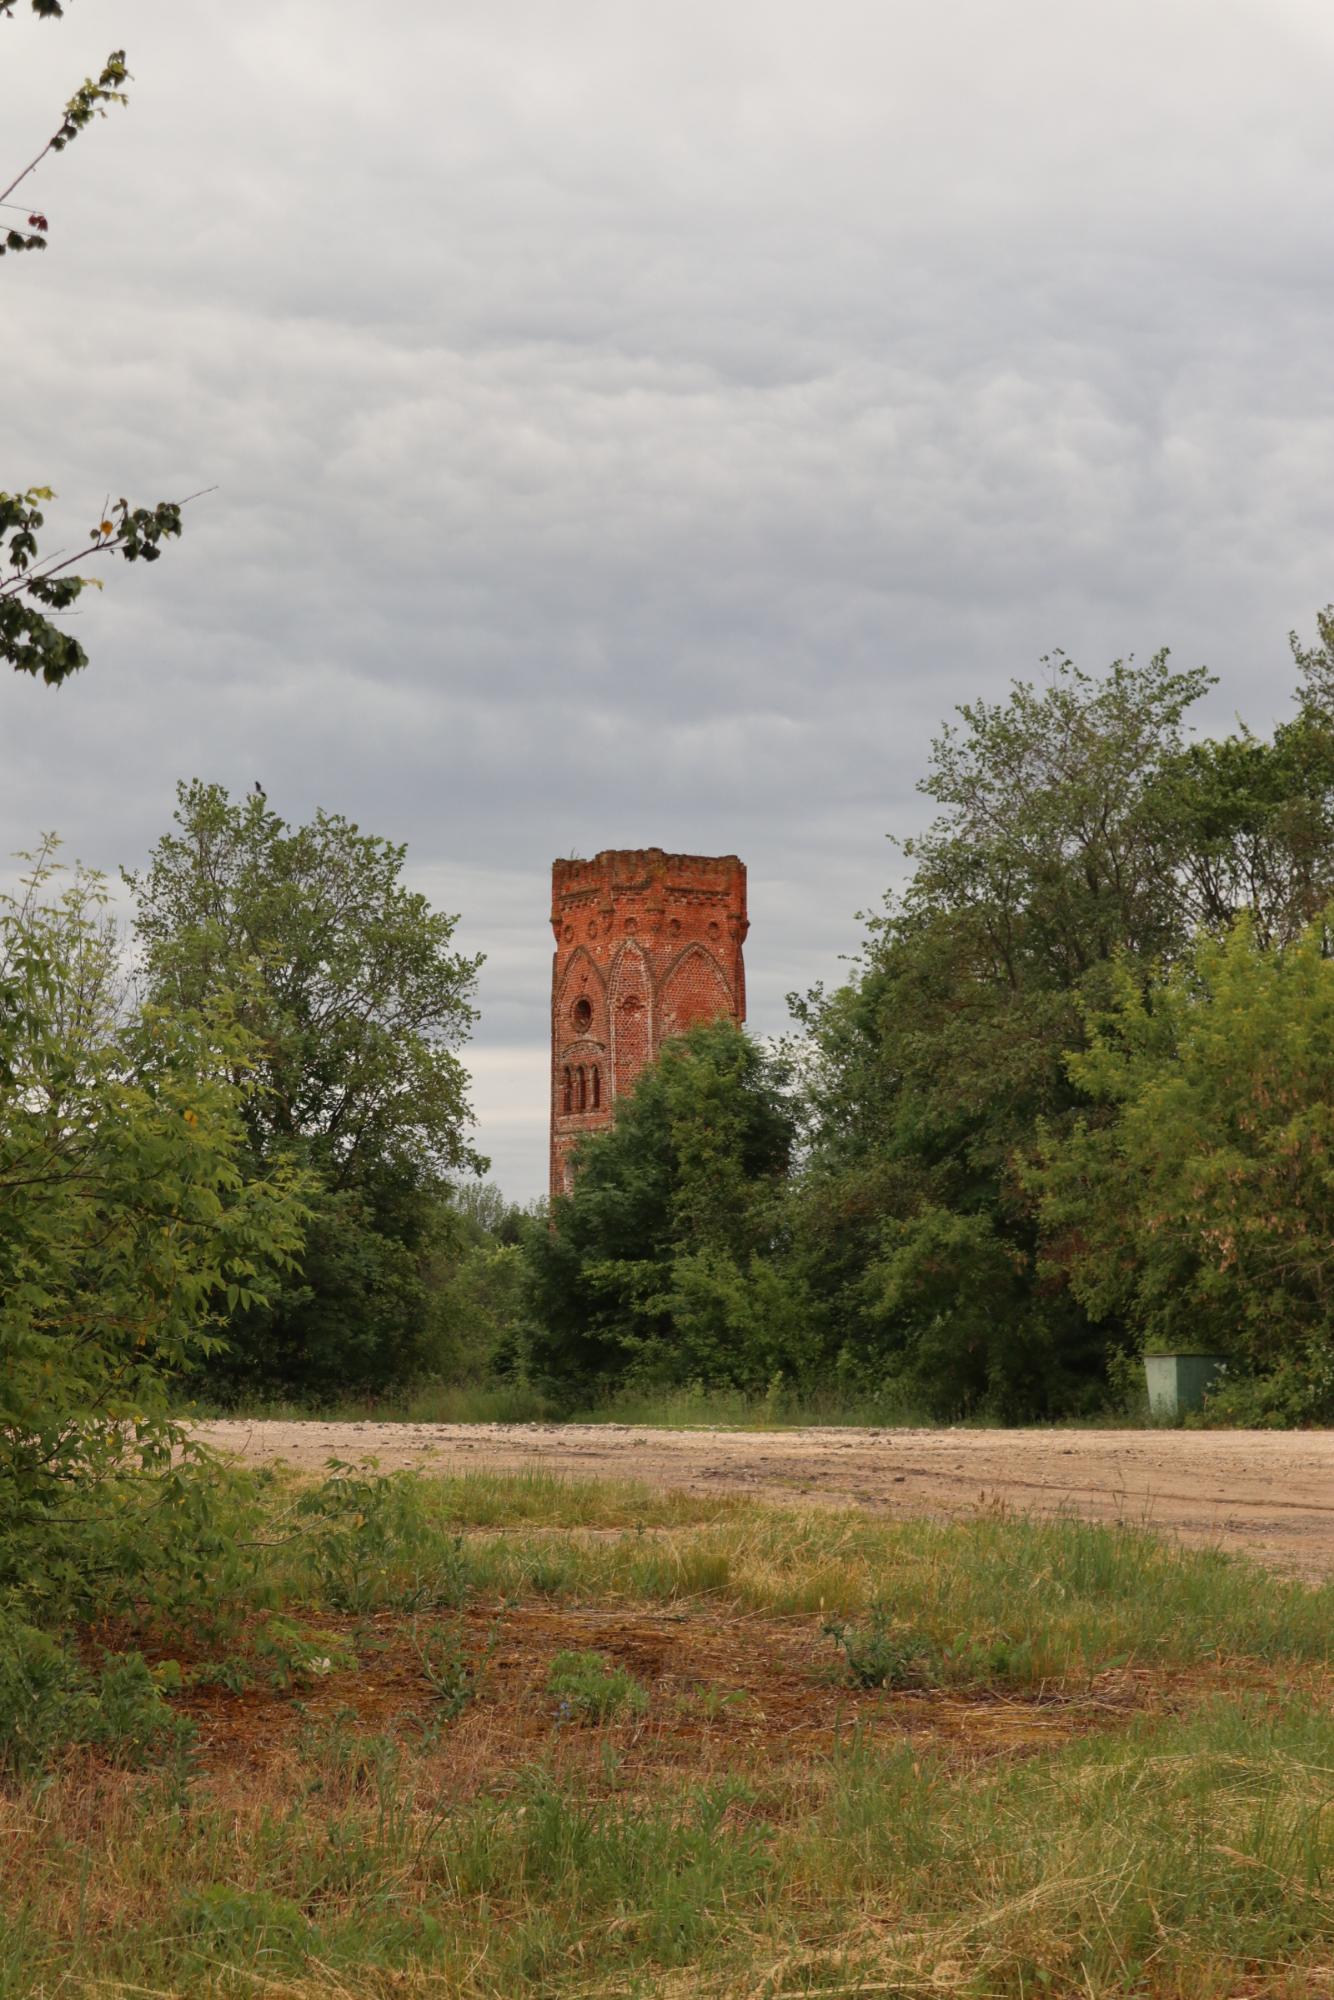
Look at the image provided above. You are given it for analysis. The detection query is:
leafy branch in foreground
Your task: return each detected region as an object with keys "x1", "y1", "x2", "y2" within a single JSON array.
[
  {"x1": 0, "y1": 45, "x2": 129, "y2": 252},
  {"x1": 1, "y1": 487, "x2": 183, "y2": 682},
  {"x1": 3, "y1": 8, "x2": 187, "y2": 681}
]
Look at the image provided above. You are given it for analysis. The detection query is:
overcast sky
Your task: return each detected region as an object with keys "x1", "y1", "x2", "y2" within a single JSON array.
[{"x1": 4, "y1": 0, "x2": 1334, "y2": 1199}]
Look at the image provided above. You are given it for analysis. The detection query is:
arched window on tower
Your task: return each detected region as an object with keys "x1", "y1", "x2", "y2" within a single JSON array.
[
  {"x1": 562, "y1": 1067, "x2": 572, "y2": 1115},
  {"x1": 591, "y1": 1065, "x2": 601, "y2": 1110},
  {"x1": 577, "y1": 1066, "x2": 587, "y2": 1111}
]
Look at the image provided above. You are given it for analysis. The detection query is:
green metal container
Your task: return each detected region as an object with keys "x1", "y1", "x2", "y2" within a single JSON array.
[{"x1": 1143, "y1": 1353, "x2": 1226, "y2": 1420}]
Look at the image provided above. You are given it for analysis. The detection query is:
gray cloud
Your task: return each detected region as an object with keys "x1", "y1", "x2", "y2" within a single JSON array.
[{"x1": 4, "y1": 0, "x2": 1334, "y2": 1195}]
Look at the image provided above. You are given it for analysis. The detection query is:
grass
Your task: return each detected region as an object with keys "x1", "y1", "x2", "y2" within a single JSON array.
[
  {"x1": 573, "y1": 1379, "x2": 943, "y2": 1429},
  {"x1": 180, "y1": 1377, "x2": 1154, "y2": 1429},
  {"x1": 179, "y1": 1382, "x2": 920, "y2": 1428},
  {"x1": 180, "y1": 1379, "x2": 560, "y2": 1425},
  {"x1": 6, "y1": 1466, "x2": 1334, "y2": 1996},
  {"x1": 250, "y1": 1467, "x2": 1334, "y2": 1681}
]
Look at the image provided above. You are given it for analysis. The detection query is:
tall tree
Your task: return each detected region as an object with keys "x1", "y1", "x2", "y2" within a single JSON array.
[
  {"x1": 791, "y1": 649, "x2": 1217, "y2": 1417},
  {"x1": 792, "y1": 624, "x2": 1334, "y2": 1417},
  {"x1": 526, "y1": 1021, "x2": 806, "y2": 1397},
  {"x1": 128, "y1": 782, "x2": 484, "y2": 1391}
]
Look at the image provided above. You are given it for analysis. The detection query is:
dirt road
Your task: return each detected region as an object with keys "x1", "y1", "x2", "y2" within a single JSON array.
[{"x1": 194, "y1": 1421, "x2": 1334, "y2": 1579}]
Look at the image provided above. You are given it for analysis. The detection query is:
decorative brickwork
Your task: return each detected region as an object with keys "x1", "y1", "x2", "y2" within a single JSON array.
[{"x1": 549, "y1": 848, "x2": 748, "y2": 1201}]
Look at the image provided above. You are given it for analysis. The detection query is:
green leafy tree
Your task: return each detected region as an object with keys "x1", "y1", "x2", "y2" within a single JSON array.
[
  {"x1": 127, "y1": 782, "x2": 484, "y2": 1393},
  {"x1": 0, "y1": 841, "x2": 310, "y2": 1617},
  {"x1": 1030, "y1": 912, "x2": 1334, "y2": 1421},
  {"x1": 3, "y1": 4, "x2": 182, "y2": 681},
  {"x1": 526, "y1": 1021, "x2": 807, "y2": 1397},
  {"x1": 790, "y1": 649, "x2": 1218, "y2": 1417}
]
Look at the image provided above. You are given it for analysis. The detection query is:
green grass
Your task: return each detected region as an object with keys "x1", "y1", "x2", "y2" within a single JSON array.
[
  {"x1": 180, "y1": 1378, "x2": 561, "y2": 1425},
  {"x1": 178, "y1": 1379, "x2": 929, "y2": 1428},
  {"x1": 239, "y1": 1468, "x2": 1334, "y2": 1684},
  {"x1": 573, "y1": 1379, "x2": 943, "y2": 1429},
  {"x1": 546, "y1": 1648, "x2": 650, "y2": 1721},
  {"x1": 7, "y1": 1466, "x2": 1334, "y2": 1996},
  {"x1": 179, "y1": 1377, "x2": 1151, "y2": 1430}
]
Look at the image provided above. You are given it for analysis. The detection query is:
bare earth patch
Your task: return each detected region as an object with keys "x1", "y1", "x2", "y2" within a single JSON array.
[
  {"x1": 178, "y1": 1601, "x2": 1191, "y2": 1805},
  {"x1": 193, "y1": 1420, "x2": 1334, "y2": 1577}
]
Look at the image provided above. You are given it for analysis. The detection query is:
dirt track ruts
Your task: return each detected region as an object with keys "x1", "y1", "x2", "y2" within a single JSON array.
[{"x1": 193, "y1": 1421, "x2": 1334, "y2": 1579}]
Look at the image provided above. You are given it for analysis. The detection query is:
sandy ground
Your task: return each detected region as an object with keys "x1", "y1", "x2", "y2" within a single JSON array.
[{"x1": 193, "y1": 1420, "x2": 1334, "y2": 1579}]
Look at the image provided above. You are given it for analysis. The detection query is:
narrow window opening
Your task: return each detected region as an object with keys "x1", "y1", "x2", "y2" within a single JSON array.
[
  {"x1": 562, "y1": 1066, "x2": 572, "y2": 1114},
  {"x1": 577, "y1": 1065, "x2": 587, "y2": 1111},
  {"x1": 592, "y1": 1065, "x2": 601, "y2": 1109}
]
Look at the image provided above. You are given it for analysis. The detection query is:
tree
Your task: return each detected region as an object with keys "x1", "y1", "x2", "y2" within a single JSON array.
[
  {"x1": 789, "y1": 649, "x2": 1218, "y2": 1417},
  {"x1": 0, "y1": 841, "x2": 309, "y2": 1615},
  {"x1": 1029, "y1": 912, "x2": 1334, "y2": 1422},
  {"x1": 526, "y1": 1021, "x2": 807, "y2": 1397},
  {"x1": 127, "y1": 782, "x2": 484, "y2": 1392},
  {"x1": 3, "y1": 4, "x2": 182, "y2": 682}
]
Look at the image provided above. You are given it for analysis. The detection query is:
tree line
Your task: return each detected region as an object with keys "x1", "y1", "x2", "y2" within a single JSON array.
[{"x1": 8, "y1": 616, "x2": 1334, "y2": 1473}]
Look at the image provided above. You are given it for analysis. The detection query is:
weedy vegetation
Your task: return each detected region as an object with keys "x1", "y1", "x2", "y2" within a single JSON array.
[
  {"x1": 546, "y1": 1647, "x2": 651, "y2": 1723},
  {"x1": 3, "y1": 1462, "x2": 1334, "y2": 1997}
]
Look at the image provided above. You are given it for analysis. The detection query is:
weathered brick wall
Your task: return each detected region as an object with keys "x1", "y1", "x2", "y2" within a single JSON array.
[{"x1": 549, "y1": 849, "x2": 748, "y2": 1201}]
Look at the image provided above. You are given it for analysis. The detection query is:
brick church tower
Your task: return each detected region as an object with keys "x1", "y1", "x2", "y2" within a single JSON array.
[{"x1": 549, "y1": 848, "x2": 748, "y2": 1201}]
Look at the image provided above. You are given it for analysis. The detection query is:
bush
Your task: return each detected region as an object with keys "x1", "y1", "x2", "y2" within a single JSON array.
[
  {"x1": 296, "y1": 1464, "x2": 475, "y2": 1612},
  {"x1": 0, "y1": 846, "x2": 310, "y2": 1627},
  {"x1": 0, "y1": 1625, "x2": 190, "y2": 1778},
  {"x1": 1191, "y1": 1344, "x2": 1334, "y2": 1428}
]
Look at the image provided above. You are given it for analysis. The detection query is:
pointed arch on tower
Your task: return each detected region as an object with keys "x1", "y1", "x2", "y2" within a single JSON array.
[
  {"x1": 655, "y1": 941, "x2": 735, "y2": 1043},
  {"x1": 555, "y1": 945, "x2": 607, "y2": 1011},
  {"x1": 555, "y1": 947, "x2": 608, "y2": 1052}
]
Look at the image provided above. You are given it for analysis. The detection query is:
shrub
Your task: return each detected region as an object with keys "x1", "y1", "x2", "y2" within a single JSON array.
[
  {"x1": 546, "y1": 1649, "x2": 649, "y2": 1723},
  {"x1": 0, "y1": 846, "x2": 310, "y2": 1629},
  {"x1": 297, "y1": 1465, "x2": 475, "y2": 1612},
  {"x1": 0, "y1": 1624, "x2": 190, "y2": 1777},
  {"x1": 823, "y1": 1605, "x2": 939, "y2": 1690}
]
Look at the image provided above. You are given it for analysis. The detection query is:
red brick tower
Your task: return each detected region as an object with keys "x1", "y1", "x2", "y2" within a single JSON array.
[{"x1": 549, "y1": 848, "x2": 748, "y2": 1201}]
